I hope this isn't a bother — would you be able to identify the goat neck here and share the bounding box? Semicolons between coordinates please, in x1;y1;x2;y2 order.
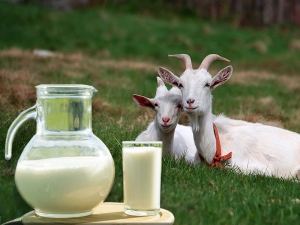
153;117;176;155
189;108;216;164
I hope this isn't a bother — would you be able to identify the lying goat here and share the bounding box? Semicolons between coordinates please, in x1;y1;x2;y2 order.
133;77;199;164
158;53;300;179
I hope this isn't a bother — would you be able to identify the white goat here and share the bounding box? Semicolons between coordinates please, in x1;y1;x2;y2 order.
133;77;199;164
158;54;300;179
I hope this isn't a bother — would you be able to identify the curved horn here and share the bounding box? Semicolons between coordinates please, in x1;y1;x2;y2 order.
168;54;193;70
199;54;230;70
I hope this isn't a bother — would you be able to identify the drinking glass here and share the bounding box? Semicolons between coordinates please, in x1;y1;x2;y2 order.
122;141;162;216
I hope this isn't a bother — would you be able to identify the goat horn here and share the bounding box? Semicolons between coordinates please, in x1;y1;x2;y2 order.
168;54;193;70
199;54;230;70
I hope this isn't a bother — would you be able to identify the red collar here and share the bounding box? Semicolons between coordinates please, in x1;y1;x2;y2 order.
198;123;232;168
210;123;232;168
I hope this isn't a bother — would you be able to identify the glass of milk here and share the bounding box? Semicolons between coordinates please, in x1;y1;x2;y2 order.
122;141;162;216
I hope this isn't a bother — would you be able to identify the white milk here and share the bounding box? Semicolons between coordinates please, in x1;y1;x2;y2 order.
123;146;162;211
15;156;114;214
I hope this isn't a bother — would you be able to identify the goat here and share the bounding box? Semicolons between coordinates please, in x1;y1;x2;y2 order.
133;77;199;164
158;53;300;179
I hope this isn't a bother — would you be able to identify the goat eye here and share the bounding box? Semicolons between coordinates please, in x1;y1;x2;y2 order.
204;83;210;87
178;83;183;88
154;103;159;107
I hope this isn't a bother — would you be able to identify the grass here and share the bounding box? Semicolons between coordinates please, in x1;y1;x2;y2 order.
1;1;300;224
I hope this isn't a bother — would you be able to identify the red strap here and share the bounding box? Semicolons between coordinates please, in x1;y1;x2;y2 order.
210;123;232;168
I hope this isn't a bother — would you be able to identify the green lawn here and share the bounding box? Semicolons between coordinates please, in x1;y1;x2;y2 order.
1;2;300;224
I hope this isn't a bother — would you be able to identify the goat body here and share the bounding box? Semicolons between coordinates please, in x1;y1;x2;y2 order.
213;114;300;178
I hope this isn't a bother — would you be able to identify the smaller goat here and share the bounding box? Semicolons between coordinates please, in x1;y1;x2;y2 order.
158;53;300;179
133;77;199;164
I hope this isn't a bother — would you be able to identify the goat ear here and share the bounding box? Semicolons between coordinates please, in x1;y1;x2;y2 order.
156;77;165;87
132;94;155;109
210;65;233;91
158;67;180;87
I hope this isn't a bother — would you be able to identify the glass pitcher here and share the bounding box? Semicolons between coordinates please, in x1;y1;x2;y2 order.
5;84;115;218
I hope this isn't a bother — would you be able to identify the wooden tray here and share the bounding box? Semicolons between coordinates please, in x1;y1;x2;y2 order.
4;202;175;224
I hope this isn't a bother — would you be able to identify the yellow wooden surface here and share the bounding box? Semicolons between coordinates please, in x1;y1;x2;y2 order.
22;202;175;224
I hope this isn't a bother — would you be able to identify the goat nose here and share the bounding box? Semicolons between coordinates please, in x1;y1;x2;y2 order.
187;98;195;104
162;117;170;123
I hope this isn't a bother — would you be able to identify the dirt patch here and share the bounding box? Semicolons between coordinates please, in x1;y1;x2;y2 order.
231;96;285;128
212;68;300;91
289;39;300;51
0;69;37;108
258;96;274;105
98;59;157;72
92;98;114;113
252;40;268;54
0;48;33;58
0;48;157;72
286;111;300;132
208;68;276;86
232;113;284;128
0;48;83;62
126;107;155;130
0;48;298;131
278;75;300;91
0;48;158;110
135;108;155;126
228;70;276;85
224;68;300;91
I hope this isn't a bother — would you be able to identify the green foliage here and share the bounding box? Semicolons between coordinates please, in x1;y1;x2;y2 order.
1;2;300;225
1;1;300;74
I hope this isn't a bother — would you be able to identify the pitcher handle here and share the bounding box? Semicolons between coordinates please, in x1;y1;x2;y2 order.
5;105;37;160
